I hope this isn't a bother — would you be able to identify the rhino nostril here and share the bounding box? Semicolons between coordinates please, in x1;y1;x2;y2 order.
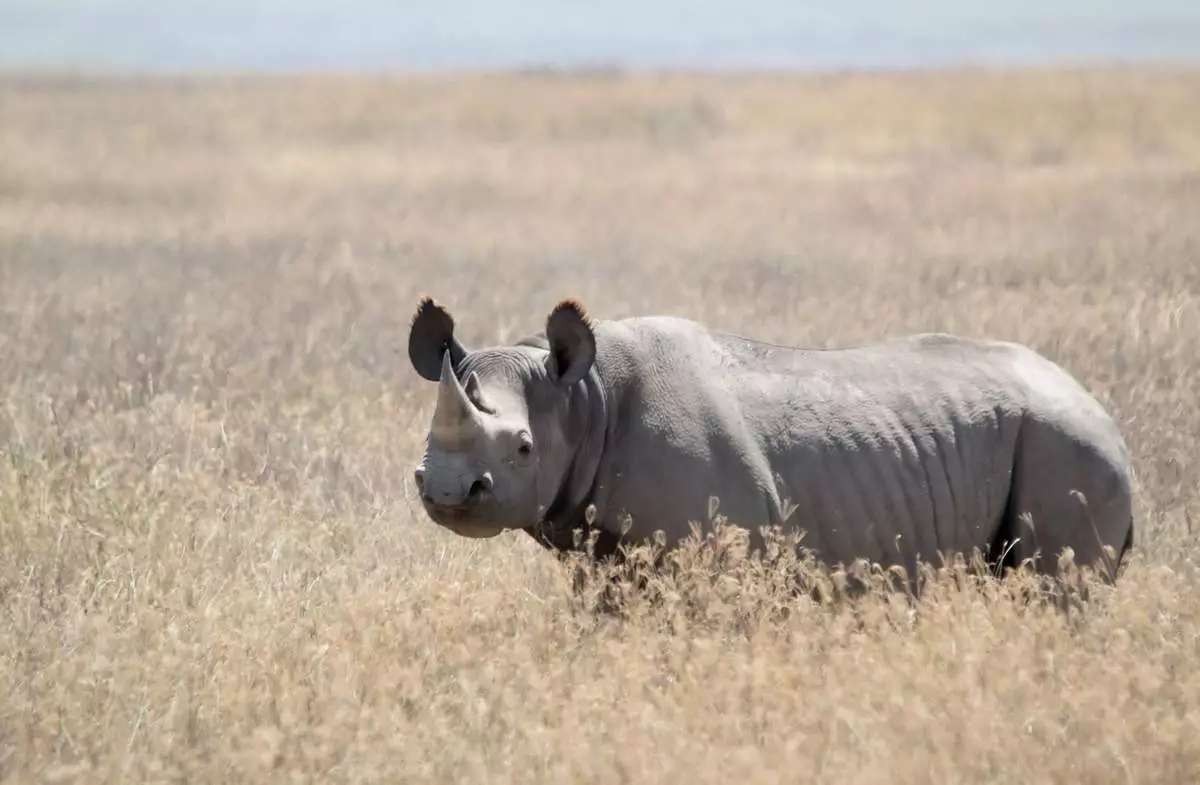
413;468;426;492
467;479;488;499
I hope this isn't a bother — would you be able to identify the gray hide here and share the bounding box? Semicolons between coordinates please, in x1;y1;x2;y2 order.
408;296;1136;585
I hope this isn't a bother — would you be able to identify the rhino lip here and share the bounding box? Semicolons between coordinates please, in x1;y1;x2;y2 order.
423;501;474;520
421;502;509;538
422;495;497;525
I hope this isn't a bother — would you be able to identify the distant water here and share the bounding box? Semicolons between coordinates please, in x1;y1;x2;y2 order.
2;0;1199;71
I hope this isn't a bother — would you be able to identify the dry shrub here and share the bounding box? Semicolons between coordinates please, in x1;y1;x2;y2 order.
2;68;1200;784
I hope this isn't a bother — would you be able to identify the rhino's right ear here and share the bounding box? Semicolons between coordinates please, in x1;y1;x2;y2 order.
546;298;596;387
408;296;468;382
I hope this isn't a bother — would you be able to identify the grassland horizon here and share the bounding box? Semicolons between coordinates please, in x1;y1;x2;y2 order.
1;66;1199;783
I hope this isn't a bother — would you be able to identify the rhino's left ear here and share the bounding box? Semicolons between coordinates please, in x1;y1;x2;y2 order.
545;299;596;387
408;296;468;382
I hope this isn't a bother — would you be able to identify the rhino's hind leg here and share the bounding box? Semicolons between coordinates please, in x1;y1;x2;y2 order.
1001;416;1135;587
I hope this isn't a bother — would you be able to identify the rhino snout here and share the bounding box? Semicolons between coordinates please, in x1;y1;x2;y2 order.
415;467;494;508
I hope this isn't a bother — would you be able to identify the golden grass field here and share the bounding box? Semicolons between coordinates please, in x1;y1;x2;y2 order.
2;66;1200;783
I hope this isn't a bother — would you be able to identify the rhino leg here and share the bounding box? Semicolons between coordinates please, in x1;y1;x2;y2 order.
996;415;1134;586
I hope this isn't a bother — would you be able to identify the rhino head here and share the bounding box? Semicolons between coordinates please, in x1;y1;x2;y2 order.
407;296;601;540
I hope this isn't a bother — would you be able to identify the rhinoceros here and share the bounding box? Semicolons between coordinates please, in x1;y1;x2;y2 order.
408;296;1135;586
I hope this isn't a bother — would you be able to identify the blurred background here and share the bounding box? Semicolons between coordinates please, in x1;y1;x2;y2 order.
3;0;1199;72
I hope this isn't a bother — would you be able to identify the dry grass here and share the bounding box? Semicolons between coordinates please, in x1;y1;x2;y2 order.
2;66;1200;783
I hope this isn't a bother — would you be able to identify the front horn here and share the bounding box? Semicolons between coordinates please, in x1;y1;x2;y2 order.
433;350;477;430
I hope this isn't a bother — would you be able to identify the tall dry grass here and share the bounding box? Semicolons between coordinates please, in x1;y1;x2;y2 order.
1;67;1200;783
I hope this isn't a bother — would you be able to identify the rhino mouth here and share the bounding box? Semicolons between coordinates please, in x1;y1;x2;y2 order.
423;500;480;522
440;521;507;539
422;499;509;538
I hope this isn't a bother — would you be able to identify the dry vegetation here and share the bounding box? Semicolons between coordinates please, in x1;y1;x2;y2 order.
1;66;1200;783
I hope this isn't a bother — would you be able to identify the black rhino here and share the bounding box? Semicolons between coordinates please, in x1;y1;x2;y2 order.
408;296;1135;586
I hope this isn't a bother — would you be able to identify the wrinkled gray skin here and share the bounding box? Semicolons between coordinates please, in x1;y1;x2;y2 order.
409;296;1136;585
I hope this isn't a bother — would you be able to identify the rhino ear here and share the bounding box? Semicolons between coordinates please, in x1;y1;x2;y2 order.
408;296;468;382
545;298;596;387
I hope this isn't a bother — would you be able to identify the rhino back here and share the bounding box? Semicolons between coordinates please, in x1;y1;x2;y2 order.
732;333;1032;569
590;319;1036;571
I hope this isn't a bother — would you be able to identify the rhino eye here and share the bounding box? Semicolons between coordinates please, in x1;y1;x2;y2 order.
517;433;534;458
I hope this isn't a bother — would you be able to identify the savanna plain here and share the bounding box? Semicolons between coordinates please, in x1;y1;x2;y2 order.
2;67;1200;784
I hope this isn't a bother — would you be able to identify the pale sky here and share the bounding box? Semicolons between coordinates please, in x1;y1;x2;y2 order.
2;0;1198;71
